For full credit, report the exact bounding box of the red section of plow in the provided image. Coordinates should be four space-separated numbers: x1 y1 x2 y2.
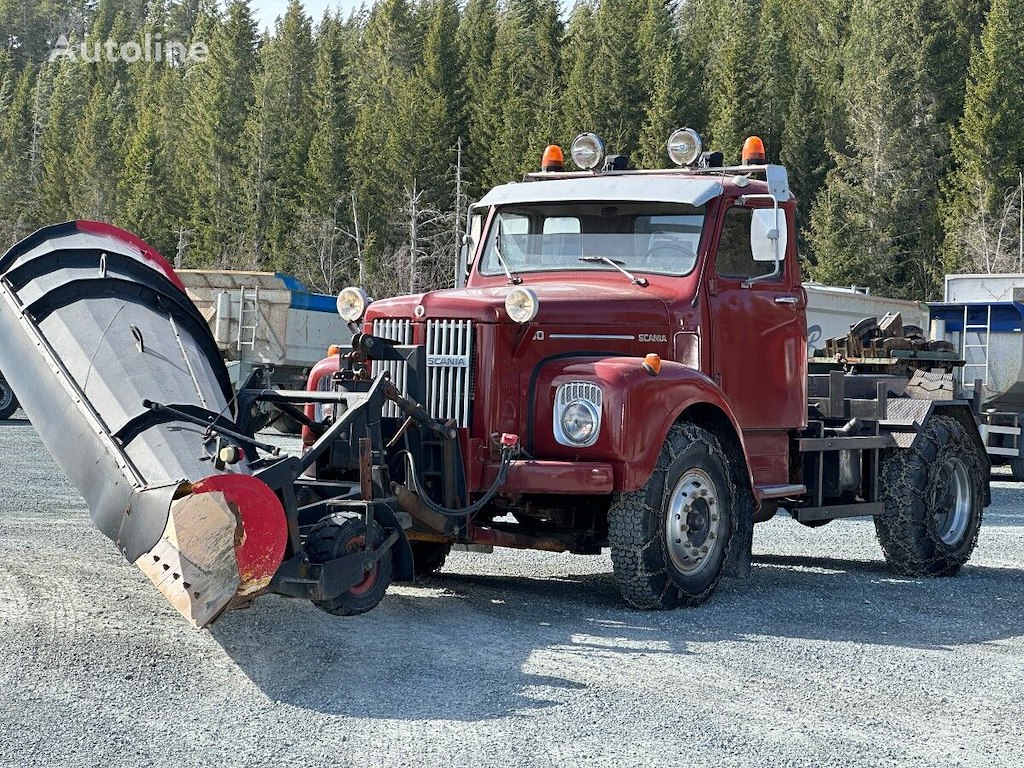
192 474 288 590
76 220 187 291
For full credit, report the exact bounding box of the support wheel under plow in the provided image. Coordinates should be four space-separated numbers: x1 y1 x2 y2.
305 513 393 616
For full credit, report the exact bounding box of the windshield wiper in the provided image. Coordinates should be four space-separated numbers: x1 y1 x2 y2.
493 221 522 285
579 256 648 287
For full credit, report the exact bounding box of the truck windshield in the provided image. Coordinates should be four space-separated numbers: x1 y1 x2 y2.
479 202 706 278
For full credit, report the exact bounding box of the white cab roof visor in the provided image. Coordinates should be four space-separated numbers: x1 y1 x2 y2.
477 176 724 209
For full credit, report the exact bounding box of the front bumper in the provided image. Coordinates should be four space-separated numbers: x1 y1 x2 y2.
482 460 615 495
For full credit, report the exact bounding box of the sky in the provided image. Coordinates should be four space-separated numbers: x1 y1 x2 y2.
249 0 363 31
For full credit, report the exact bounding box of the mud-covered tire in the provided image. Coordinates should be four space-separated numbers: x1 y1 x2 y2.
0 378 18 420
305 513 393 616
410 541 452 576
1009 458 1024 483
608 423 735 609
875 415 985 576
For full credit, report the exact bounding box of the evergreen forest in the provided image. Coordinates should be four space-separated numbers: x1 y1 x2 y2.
1 0 1022 299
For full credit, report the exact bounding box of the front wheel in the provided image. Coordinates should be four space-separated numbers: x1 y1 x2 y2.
608 423 735 609
305 513 393 616
875 415 985 576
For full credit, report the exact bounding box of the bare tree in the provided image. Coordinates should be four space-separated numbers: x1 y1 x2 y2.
958 178 1024 274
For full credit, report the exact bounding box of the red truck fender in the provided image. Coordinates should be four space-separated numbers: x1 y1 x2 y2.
531 356 756 495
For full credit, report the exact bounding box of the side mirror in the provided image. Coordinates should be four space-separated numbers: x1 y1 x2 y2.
751 208 787 264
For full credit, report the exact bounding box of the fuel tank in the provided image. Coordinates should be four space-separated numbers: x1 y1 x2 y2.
0 222 287 627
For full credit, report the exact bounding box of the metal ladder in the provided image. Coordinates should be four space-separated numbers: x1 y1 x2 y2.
960 304 992 395
236 286 259 352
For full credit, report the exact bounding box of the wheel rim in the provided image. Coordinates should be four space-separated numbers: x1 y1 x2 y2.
930 457 972 545
665 468 725 575
344 534 379 595
0 384 12 412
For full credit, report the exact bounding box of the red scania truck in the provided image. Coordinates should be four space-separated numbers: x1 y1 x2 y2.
0 132 987 627
297 130 991 614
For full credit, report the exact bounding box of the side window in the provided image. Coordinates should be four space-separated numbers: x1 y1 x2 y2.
715 206 761 280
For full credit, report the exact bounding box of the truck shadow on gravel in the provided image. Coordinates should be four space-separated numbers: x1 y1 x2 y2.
210 554 1024 721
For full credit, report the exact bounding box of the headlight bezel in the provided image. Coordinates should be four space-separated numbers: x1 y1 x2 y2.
505 286 540 324
337 286 370 322
553 381 603 448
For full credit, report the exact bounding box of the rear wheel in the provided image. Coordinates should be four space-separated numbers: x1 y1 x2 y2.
608 423 735 609
305 513 393 615
1009 458 1024 483
875 415 984 576
0 377 18 420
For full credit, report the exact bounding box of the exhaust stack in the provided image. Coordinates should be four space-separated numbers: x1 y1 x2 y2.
0 222 287 627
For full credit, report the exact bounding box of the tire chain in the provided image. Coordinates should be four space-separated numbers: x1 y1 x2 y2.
875 415 984 576
608 422 738 608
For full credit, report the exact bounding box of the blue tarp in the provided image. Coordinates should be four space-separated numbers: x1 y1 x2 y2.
274 272 338 313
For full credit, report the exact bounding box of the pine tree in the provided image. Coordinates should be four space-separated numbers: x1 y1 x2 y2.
182 0 259 266
38 55 86 223
942 0 1024 272
0 62 38 242
754 0 795 162
245 0 315 270
117 62 180 256
414 0 465 210
559 2 599 147
297 11 356 293
590 0 644 155
457 0 497 197
781 62 828 260
635 0 682 169
809 0 944 298
348 0 423 258
478 0 562 186
707 0 762 163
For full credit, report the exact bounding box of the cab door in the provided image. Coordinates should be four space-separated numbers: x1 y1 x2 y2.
706 201 807 433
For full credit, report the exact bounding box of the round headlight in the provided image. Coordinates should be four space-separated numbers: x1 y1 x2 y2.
505 287 539 324
336 286 369 322
561 400 599 445
667 127 702 166
570 132 606 171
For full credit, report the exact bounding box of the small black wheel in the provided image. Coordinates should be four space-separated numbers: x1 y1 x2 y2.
1009 458 1024 483
876 415 985 576
0 377 18 420
608 423 735 608
410 541 452 576
305 513 393 615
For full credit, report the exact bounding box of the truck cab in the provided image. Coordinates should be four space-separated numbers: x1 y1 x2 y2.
303 131 989 612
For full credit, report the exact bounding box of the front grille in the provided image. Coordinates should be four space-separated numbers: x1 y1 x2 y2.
371 318 412 418
426 319 474 428
371 317 474 428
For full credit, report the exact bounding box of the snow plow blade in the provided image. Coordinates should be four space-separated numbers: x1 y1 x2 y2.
0 222 288 627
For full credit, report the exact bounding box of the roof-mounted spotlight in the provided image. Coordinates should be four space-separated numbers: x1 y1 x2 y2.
667 128 703 167
570 132 606 171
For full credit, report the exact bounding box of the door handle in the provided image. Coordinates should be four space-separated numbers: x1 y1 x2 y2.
774 295 799 305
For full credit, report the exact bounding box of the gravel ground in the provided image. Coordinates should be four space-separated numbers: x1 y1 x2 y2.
0 412 1022 767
